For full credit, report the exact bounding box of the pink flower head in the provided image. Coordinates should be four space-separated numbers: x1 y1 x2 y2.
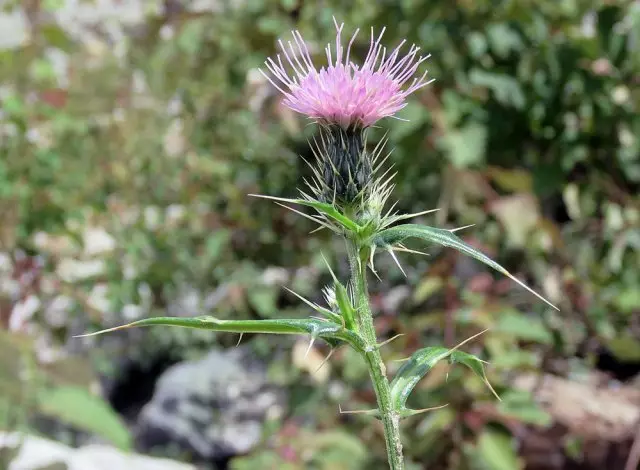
261 19 433 129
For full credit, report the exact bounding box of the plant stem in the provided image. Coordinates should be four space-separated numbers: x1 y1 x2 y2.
346 239 404 470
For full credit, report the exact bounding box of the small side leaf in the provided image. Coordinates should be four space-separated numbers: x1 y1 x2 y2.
390 346 453 410
75 316 367 352
372 224 558 311
390 346 497 413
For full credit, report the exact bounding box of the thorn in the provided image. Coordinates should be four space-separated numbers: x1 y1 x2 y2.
449 224 475 233
368 263 382 282
402 404 449 417
320 252 339 283
377 333 405 349
392 356 411 362
483 377 502 401
388 249 406 277
338 404 379 415
315 348 335 373
397 208 441 221
283 286 321 312
235 333 243 347
304 336 316 359
73 324 131 338
501 269 560 311
450 328 490 353
274 202 336 232
393 245 430 257
369 245 377 272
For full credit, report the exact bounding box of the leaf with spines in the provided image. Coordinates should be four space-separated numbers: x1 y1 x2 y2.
249 194 362 233
390 343 498 415
371 224 558 311
75 316 367 352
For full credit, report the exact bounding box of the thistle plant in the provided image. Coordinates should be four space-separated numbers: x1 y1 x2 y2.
80 20 558 469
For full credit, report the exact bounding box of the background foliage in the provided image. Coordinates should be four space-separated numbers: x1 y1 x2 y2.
1 0 638 469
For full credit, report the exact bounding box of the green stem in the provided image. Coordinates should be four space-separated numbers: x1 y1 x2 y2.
346 239 404 470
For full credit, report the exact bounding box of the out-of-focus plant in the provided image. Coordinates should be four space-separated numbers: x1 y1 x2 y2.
81 20 557 469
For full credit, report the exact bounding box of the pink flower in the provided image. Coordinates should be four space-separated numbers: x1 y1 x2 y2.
261 20 433 129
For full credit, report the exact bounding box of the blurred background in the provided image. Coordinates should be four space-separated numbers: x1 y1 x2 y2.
1 0 639 469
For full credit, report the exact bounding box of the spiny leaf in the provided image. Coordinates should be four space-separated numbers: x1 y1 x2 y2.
75 316 367 352
390 333 497 412
372 224 558 311
449 350 500 400
249 194 361 233
390 346 455 410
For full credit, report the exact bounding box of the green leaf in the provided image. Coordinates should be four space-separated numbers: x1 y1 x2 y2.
497 390 552 426
76 316 367 352
204 230 231 262
372 224 558 311
469 69 526 109
248 286 278 317
37 386 132 451
476 430 522 470
389 101 428 140
390 344 497 413
607 334 640 362
443 122 487 168
495 311 553 344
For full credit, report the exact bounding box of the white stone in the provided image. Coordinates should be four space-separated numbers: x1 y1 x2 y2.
83 227 117 256
0 432 195 470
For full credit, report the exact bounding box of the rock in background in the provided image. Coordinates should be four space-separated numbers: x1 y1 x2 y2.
0 432 195 470
135 347 287 463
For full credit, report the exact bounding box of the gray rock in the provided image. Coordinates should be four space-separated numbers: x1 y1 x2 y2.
0 432 194 470
135 347 286 460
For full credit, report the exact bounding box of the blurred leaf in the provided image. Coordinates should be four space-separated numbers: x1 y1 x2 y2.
389 101 429 140
477 430 522 470
443 122 487 168
37 386 132 450
413 277 444 303
607 335 640 362
40 25 73 50
486 167 532 193
248 286 278 317
497 390 552 426
205 229 231 261
495 311 552 344
489 195 540 248
469 69 526 109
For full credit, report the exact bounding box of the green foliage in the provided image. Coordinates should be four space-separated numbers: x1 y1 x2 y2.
37 386 132 450
390 345 497 416
474 430 522 470
0 330 130 449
